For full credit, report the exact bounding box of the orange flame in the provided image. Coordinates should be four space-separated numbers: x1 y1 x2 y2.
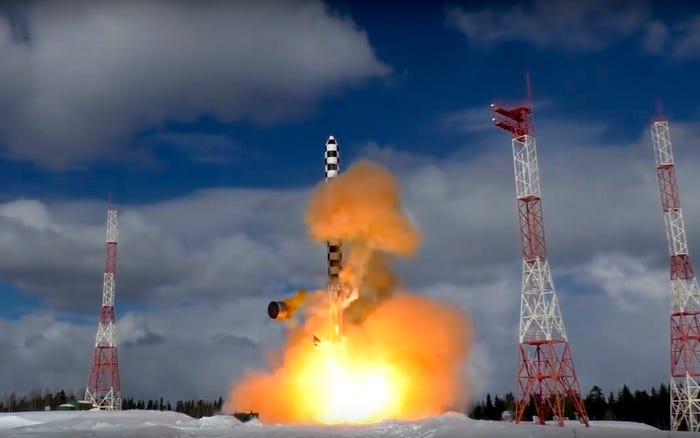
226 160 472 424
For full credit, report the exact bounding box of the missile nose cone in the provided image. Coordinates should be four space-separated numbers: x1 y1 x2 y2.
326 135 336 145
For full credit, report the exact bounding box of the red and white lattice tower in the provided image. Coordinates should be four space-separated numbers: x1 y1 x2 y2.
491 99 588 426
651 119 700 431
84 205 122 410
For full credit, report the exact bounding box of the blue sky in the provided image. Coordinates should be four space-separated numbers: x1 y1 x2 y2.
4 0 699 202
1 0 700 403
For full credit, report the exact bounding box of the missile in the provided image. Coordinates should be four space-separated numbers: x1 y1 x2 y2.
324 136 358 310
266 136 341 322
325 136 342 285
266 137 341 322
266 135 354 348
324 135 346 346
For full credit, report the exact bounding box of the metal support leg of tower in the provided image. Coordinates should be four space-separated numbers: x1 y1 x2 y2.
671 311 700 430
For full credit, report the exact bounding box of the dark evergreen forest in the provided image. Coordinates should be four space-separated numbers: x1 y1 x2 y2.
0 390 225 419
0 383 673 429
468 383 671 430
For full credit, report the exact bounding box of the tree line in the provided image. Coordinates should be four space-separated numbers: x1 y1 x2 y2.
0 390 227 419
469 383 671 430
0 383 674 428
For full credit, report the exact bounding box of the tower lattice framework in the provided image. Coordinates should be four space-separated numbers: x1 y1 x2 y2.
492 102 588 426
651 120 700 431
84 205 122 410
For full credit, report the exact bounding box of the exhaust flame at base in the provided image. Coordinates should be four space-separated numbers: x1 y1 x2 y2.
229 293 471 424
228 160 472 424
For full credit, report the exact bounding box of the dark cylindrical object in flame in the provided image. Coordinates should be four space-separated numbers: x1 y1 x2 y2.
267 301 290 320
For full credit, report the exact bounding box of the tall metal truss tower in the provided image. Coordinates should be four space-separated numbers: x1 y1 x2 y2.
85 204 122 410
651 119 700 431
491 99 589 426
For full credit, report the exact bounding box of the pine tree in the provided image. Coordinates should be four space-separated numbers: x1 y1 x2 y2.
585 385 606 420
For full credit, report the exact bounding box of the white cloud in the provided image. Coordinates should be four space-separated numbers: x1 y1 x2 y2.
642 20 668 55
0 313 94 396
570 254 668 309
0 0 390 168
671 15 700 59
143 132 245 165
442 107 495 134
640 16 700 59
0 200 58 231
445 1 649 52
0 298 278 401
360 142 436 175
0 189 323 312
446 1 700 61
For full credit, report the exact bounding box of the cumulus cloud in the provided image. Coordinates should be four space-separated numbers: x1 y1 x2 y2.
0 298 276 401
0 189 324 312
445 0 650 51
446 1 700 61
0 313 94 396
569 254 668 309
143 132 245 165
645 15 700 60
642 20 669 55
673 16 700 59
0 0 390 168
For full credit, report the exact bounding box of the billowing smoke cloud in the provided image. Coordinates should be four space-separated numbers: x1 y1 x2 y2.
305 160 421 254
306 160 421 320
226 160 471 424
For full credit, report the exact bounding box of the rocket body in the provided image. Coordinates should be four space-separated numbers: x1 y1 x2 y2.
266 136 357 341
325 136 344 343
323 136 359 343
325 136 342 285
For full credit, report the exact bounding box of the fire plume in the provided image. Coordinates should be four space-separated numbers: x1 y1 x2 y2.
227 160 472 424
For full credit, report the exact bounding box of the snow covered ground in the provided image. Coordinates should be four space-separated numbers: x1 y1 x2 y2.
0 410 696 437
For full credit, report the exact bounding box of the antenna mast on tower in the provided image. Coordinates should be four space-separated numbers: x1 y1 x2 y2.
651 118 700 431
491 84 588 426
84 203 122 410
